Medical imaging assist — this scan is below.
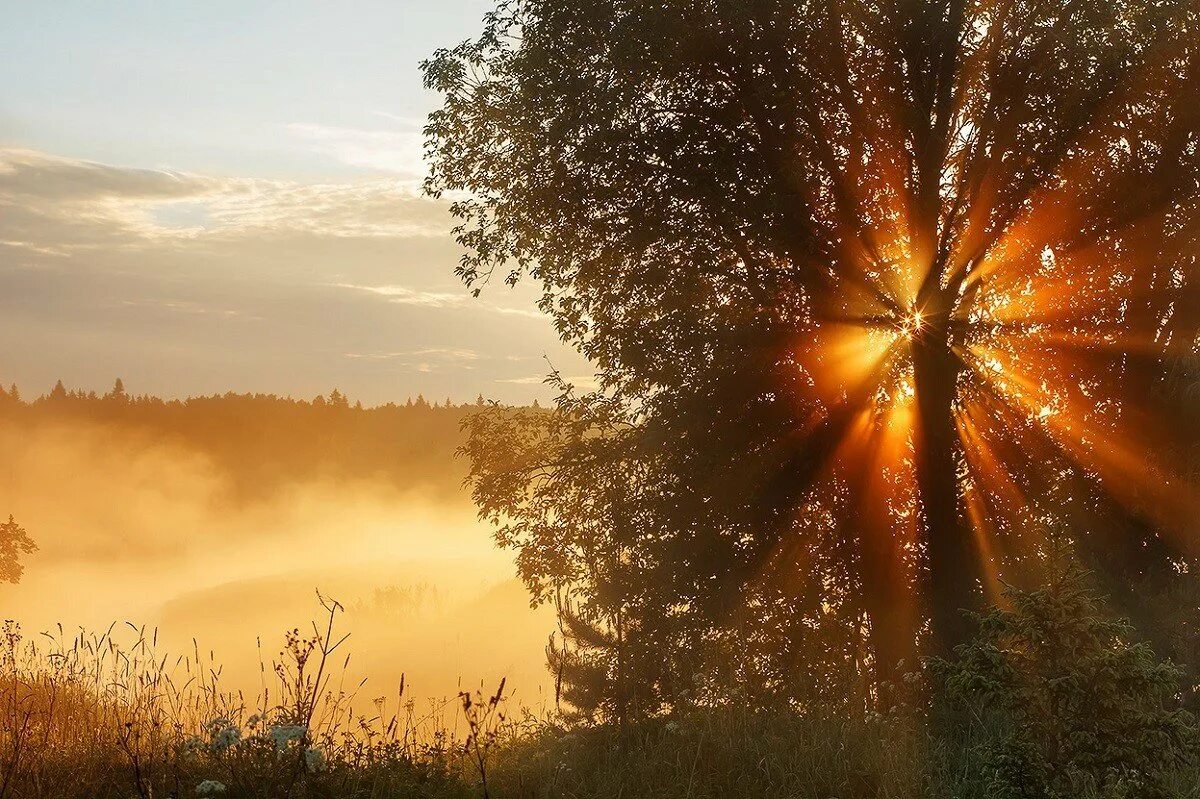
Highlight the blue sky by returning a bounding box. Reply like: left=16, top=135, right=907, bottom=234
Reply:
left=0, top=1, right=589, bottom=404
left=0, top=0, right=489, bottom=177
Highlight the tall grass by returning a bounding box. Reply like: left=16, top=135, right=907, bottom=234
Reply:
left=0, top=596, right=471, bottom=799
left=484, top=706, right=1200, bottom=799
left=2, top=597, right=1197, bottom=799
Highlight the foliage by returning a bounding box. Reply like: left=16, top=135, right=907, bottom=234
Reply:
left=480, top=702, right=1200, bottom=799
left=2, top=585, right=1199, bottom=798
left=0, top=380, right=477, bottom=502
left=461, top=378, right=679, bottom=724
left=461, top=376, right=868, bottom=722
left=937, top=570, right=1197, bottom=798
left=486, top=708, right=934, bottom=799
left=427, top=0, right=1200, bottom=715
left=0, top=516, right=34, bottom=584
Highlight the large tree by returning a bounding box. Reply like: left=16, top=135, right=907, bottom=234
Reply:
left=425, top=0, right=1200, bottom=688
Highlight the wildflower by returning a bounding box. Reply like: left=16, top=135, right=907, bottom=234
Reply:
left=664, top=720, right=680, bottom=734
left=304, top=746, right=327, bottom=772
left=269, top=724, right=306, bottom=751
left=205, top=718, right=241, bottom=751
left=212, top=726, right=240, bottom=751
left=196, top=780, right=227, bottom=796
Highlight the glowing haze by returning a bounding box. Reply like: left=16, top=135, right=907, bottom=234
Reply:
left=0, top=2, right=582, bottom=710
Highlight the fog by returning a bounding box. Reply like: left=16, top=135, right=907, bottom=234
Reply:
left=0, top=419, right=556, bottom=714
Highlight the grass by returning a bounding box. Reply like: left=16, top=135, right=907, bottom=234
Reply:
left=0, top=597, right=472, bottom=799
left=485, top=708, right=1200, bottom=799
left=1, top=598, right=1198, bottom=799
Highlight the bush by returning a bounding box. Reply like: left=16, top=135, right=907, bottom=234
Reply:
left=936, top=569, right=1197, bottom=798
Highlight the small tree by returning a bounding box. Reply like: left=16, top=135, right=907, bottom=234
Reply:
left=938, top=569, right=1197, bottom=798
left=0, top=517, right=35, bottom=584
left=106, top=378, right=127, bottom=402
left=327, top=389, right=349, bottom=409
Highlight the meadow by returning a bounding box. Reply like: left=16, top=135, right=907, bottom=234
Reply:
left=1, top=386, right=1198, bottom=797
left=0, top=570, right=1197, bottom=799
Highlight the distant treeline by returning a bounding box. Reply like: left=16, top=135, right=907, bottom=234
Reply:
left=0, top=380, right=527, bottom=500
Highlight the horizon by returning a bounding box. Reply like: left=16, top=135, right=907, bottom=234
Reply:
left=0, top=374, right=550, bottom=408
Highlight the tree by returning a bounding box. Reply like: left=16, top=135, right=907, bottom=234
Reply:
left=463, top=382, right=666, bottom=725
left=426, top=0, right=1200, bottom=690
left=106, top=378, right=127, bottom=402
left=0, top=517, right=35, bottom=584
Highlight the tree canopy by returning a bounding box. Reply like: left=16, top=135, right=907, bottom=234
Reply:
left=426, top=0, right=1200, bottom=717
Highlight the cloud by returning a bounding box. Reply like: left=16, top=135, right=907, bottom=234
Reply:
left=333, top=282, right=544, bottom=320
left=0, top=147, right=212, bottom=201
left=344, top=347, right=478, bottom=362
left=343, top=347, right=481, bottom=375
left=119, top=298, right=256, bottom=319
left=496, top=374, right=600, bottom=391
left=0, top=146, right=591, bottom=405
left=287, top=119, right=425, bottom=177
left=0, top=147, right=450, bottom=252
left=332, top=283, right=468, bottom=308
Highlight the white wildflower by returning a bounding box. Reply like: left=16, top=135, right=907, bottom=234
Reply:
left=304, top=746, right=327, bottom=772
left=205, top=718, right=240, bottom=751
left=269, top=724, right=307, bottom=751
left=196, top=780, right=227, bottom=796
left=212, top=726, right=240, bottom=751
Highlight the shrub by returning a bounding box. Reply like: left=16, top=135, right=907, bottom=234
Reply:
left=936, top=569, right=1197, bottom=798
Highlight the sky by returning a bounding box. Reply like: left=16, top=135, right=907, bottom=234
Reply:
left=0, top=0, right=591, bottom=405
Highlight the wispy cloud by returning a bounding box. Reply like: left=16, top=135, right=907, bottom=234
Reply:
left=0, top=146, right=590, bottom=405
left=496, top=374, right=600, bottom=391
left=332, top=282, right=544, bottom=320
left=345, top=347, right=478, bottom=362
left=119, top=298, right=253, bottom=318
left=332, top=283, right=467, bottom=308
left=0, top=148, right=450, bottom=252
left=343, top=346, right=481, bottom=375
left=286, top=118, right=425, bottom=178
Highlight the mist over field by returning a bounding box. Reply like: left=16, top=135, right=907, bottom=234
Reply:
left=0, top=400, right=555, bottom=713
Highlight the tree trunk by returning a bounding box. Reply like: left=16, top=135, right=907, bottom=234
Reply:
left=911, top=305, right=982, bottom=656
left=859, top=535, right=917, bottom=690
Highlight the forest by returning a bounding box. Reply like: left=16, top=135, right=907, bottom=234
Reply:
left=0, top=380, right=491, bottom=500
